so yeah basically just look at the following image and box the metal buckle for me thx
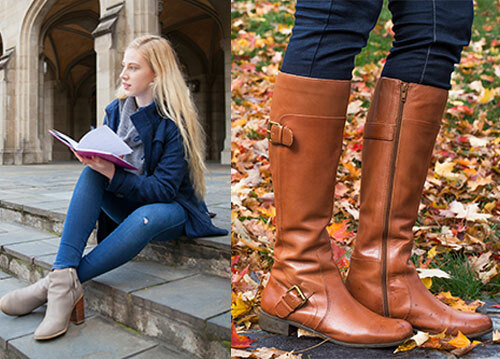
[267,121,281,145]
[286,285,307,306]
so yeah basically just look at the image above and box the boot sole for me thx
[468,328,493,339]
[34,295,85,341]
[259,311,411,348]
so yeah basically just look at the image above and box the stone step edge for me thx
[0,249,229,358]
[0,307,191,359]
[0,198,229,251]
[0,198,230,277]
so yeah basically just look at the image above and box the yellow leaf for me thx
[479,88,494,104]
[434,161,464,181]
[448,331,471,348]
[343,161,360,177]
[233,118,248,127]
[436,291,481,312]
[394,331,429,353]
[231,293,252,319]
[421,277,433,289]
[467,175,493,191]
[394,339,417,353]
[485,201,496,212]
[256,206,276,218]
[431,329,448,340]
[427,246,438,260]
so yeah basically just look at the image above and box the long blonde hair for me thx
[116,35,206,200]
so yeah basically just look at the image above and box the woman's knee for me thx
[129,203,186,230]
[80,166,107,184]
[282,0,383,79]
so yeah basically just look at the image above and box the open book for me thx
[49,126,138,170]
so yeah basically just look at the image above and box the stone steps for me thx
[0,196,230,278]
[0,162,230,278]
[0,220,230,359]
[0,270,191,359]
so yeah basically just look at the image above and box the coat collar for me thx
[105,97,165,175]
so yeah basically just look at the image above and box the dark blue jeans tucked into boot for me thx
[52,167,187,283]
[281,0,473,89]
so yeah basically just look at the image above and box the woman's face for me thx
[120,48,155,99]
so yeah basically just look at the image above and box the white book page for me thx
[76,125,132,156]
[51,130,79,149]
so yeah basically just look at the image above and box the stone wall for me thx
[0,0,230,164]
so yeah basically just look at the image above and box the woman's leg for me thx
[51,167,140,270]
[76,202,186,283]
[281,0,383,79]
[381,0,474,89]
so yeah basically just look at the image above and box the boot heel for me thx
[70,296,85,325]
[259,311,293,336]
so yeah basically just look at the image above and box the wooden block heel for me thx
[70,296,85,325]
[259,311,294,336]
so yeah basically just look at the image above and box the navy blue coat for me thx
[96,98,227,241]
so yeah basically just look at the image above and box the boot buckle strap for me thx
[267,121,293,147]
[274,285,307,318]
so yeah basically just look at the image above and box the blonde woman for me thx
[0,35,227,340]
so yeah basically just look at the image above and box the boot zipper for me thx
[381,82,409,317]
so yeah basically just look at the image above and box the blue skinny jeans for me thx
[52,167,187,283]
[281,0,474,90]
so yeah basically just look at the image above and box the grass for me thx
[429,251,486,300]
[355,1,392,68]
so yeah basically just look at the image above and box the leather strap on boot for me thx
[267,121,293,147]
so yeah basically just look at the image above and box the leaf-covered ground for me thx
[231,0,500,357]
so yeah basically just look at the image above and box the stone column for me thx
[0,63,7,164]
[0,48,14,165]
[42,77,55,162]
[220,36,231,165]
[126,0,159,38]
[93,3,124,126]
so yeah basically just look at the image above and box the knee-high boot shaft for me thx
[260,72,413,347]
[346,77,492,337]
[267,73,350,288]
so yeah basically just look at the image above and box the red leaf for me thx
[331,242,349,268]
[231,255,241,274]
[351,143,363,151]
[232,265,250,284]
[231,322,257,348]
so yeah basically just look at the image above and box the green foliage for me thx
[430,251,485,300]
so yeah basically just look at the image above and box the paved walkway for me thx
[0,161,229,227]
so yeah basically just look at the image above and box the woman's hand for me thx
[72,149,115,180]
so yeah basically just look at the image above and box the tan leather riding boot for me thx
[345,77,492,338]
[34,268,85,340]
[259,72,413,348]
[0,275,49,316]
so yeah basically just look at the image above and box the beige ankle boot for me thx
[0,275,49,316]
[34,268,84,340]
